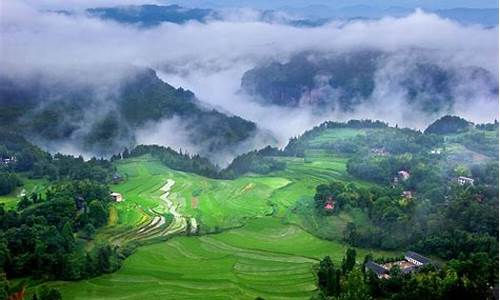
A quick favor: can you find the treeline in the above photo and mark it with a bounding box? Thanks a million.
[117,145,220,178]
[117,144,286,179]
[313,249,496,300]
[220,146,286,178]
[0,131,116,196]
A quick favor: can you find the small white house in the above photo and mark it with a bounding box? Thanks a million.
[398,170,411,181]
[110,192,123,202]
[457,176,474,186]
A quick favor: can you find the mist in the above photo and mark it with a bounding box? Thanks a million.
[1,1,498,162]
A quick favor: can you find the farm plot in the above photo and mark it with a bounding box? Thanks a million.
[53,218,395,300]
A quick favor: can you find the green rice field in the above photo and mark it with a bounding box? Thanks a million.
[53,218,394,300]
[34,127,395,299]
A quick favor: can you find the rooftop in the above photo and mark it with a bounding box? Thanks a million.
[365,261,388,275]
[405,251,431,265]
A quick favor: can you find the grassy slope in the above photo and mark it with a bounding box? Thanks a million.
[53,218,394,300]
[0,177,48,209]
[50,128,392,299]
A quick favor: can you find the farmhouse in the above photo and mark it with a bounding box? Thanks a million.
[371,147,389,156]
[401,191,413,199]
[365,261,389,279]
[112,173,123,183]
[457,176,474,186]
[1,156,16,165]
[111,192,123,202]
[324,196,335,211]
[398,170,410,181]
[365,251,432,279]
[430,149,442,155]
[404,251,431,266]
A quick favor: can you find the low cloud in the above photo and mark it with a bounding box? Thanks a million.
[1,2,498,158]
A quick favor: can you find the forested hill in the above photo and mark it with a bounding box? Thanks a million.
[0,68,256,157]
[86,5,214,27]
[241,50,498,112]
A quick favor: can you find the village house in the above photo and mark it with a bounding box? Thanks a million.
[457,176,474,186]
[401,191,413,199]
[1,156,16,165]
[404,251,431,266]
[365,261,389,279]
[110,192,124,202]
[430,149,442,155]
[365,251,432,279]
[112,173,123,183]
[398,170,410,181]
[371,147,389,156]
[324,196,335,211]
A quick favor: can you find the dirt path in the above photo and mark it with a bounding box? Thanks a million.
[112,179,197,244]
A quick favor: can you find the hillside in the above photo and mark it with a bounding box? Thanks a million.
[0,68,256,157]
[241,51,498,112]
[0,117,497,300]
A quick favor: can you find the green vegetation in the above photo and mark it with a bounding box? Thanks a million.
[424,115,472,134]
[51,218,394,300]
[0,117,497,299]
[0,68,256,156]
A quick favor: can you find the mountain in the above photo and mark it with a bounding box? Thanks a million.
[0,68,256,156]
[80,4,498,28]
[86,4,215,27]
[240,50,498,113]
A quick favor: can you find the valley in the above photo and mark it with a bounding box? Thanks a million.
[5,118,493,299]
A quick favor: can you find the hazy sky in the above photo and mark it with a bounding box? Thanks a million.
[8,0,499,10]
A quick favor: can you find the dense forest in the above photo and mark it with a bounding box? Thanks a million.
[0,132,125,298]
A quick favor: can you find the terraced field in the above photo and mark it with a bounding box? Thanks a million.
[32,127,399,299]
[103,156,293,242]
[54,218,395,300]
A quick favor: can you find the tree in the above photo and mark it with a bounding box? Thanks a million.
[88,200,108,227]
[82,223,96,240]
[16,196,32,211]
[342,248,357,274]
[317,256,341,297]
[339,269,372,300]
[37,287,62,300]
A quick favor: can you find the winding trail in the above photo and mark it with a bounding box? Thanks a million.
[112,178,198,244]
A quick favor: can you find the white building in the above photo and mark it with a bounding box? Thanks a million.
[110,192,124,202]
[457,176,474,186]
[404,251,431,266]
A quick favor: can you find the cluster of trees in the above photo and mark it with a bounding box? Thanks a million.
[0,180,124,282]
[313,181,374,215]
[284,120,388,157]
[117,145,220,178]
[341,174,498,254]
[220,146,286,179]
[0,132,116,184]
[122,144,287,179]
[0,173,21,196]
[424,115,472,134]
[313,249,497,300]
[314,249,371,299]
